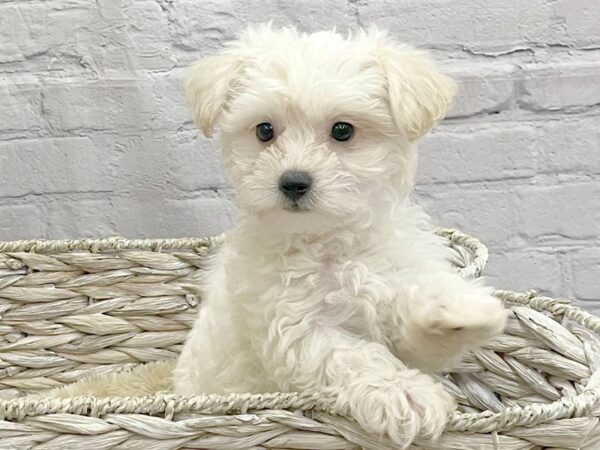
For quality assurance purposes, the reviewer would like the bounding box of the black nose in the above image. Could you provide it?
[279,170,312,201]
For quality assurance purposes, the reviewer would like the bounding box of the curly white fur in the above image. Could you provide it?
[174,25,507,448]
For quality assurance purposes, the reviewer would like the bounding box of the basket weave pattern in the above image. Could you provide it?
[0,230,599,449]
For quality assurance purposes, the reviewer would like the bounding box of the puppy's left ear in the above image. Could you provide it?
[186,52,245,138]
[378,44,457,141]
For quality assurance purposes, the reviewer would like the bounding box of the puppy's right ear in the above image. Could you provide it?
[186,53,245,137]
[372,33,457,142]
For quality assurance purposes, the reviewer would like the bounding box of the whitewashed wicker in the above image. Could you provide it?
[0,229,599,449]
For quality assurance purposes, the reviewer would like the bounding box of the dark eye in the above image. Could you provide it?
[331,122,354,142]
[256,122,274,142]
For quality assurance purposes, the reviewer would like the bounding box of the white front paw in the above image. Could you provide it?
[398,283,508,371]
[343,372,455,448]
[424,292,507,342]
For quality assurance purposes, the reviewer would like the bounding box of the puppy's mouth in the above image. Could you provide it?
[283,202,312,213]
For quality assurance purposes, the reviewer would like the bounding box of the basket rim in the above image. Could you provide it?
[0,227,479,252]
[0,235,224,253]
[0,228,488,279]
[1,290,598,435]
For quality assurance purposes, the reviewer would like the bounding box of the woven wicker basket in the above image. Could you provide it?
[1,229,599,450]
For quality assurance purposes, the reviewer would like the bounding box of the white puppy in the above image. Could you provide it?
[174,25,507,447]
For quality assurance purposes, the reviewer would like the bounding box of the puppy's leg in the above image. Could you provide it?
[173,261,273,395]
[264,325,455,448]
[390,271,507,372]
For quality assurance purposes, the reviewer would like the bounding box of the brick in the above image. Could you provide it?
[519,62,600,111]
[170,0,356,63]
[534,118,600,174]
[571,248,600,302]
[576,299,600,315]
[43,80,154,131]
[357,0,566,51]
[268,0,356,31]
[44,198,117,239]
[0,137,117,198]
[552,0,600,48]
[0,204,45,240]
[0,5,27,64]
[109,133,172,194]
[485,249,563,295]
[514,183,600,240]
[150,71,190,130]
[122,1,174,71]
[166,132,229,191]
[0,83,43,132]
[418,124,536,184]
[110,195,236,238]
[415,187,519,250]
[91,128,228,195]
[447,65,517,118]
[0,3,78,64]
[0,0,172,75]
[0,1,113,71]
[160,197,236,237]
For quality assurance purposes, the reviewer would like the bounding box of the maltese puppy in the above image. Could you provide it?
[174,25,507,448]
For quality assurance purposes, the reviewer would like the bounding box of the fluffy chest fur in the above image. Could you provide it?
[226,232,398,345]
[219,208,452,349]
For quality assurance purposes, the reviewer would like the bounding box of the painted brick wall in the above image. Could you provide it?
[0,0,599,310]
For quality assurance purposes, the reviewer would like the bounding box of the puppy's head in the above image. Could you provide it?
[187,26,456,234]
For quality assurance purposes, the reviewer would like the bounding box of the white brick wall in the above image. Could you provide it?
[0,0,599,310]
